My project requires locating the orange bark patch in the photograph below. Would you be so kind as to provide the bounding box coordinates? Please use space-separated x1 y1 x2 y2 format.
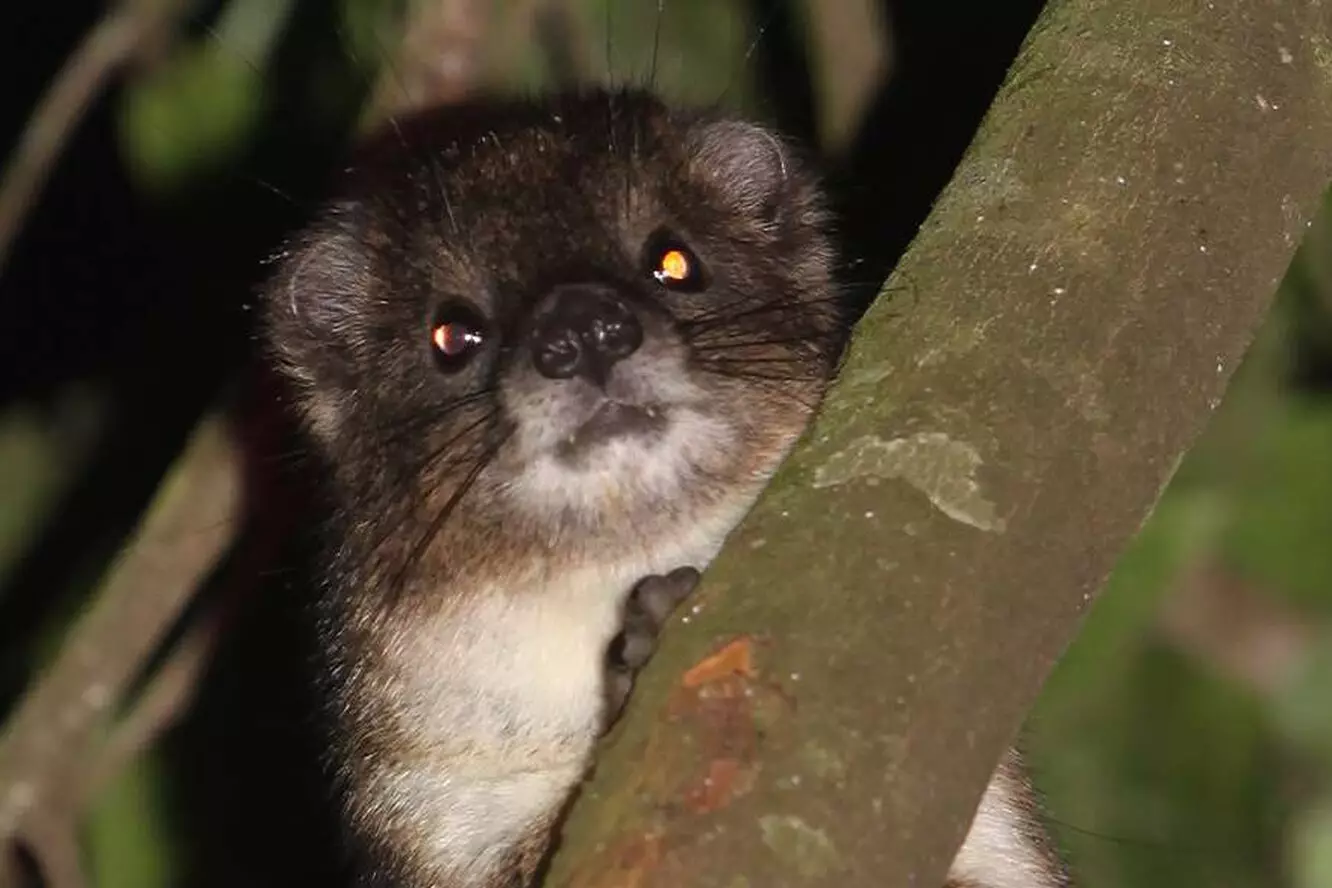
682 755 758 814
560 636 801 887
681 636 755 687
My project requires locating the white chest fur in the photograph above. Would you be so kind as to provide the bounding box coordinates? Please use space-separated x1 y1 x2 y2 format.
380 493 756 882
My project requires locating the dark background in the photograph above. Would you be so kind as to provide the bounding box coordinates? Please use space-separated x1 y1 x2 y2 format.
2 2 1330 886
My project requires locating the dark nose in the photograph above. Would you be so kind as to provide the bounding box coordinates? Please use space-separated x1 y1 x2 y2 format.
529 285 643 383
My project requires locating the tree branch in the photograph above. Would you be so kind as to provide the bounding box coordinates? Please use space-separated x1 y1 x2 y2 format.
2 4 495 884
548 1 1332 885
0 1 184 277
363 0 493 125
1158 559 1315 696
84 600 227 801
0 417 242 888
800 0 890 155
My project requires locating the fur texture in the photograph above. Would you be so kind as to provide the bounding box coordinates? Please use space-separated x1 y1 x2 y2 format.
261 88 1067 888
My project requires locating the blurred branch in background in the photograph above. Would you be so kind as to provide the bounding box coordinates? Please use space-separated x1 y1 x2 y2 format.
0 418 241 888
1159 560 1315 698
357 0 490 124
116 0 296 195
797 0 888 155
0 0 191 276
0 1 501 885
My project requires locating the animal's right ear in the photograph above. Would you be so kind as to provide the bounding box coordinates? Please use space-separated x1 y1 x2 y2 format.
685 119 795 223
261 217 367 390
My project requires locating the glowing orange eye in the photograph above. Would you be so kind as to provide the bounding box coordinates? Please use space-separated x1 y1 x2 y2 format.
432 323 479 355
644 230 706 292
656 249 691 283
430 302 488 373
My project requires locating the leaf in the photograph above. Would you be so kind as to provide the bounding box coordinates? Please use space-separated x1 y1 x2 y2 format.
118 42 264 193
85 753 178 888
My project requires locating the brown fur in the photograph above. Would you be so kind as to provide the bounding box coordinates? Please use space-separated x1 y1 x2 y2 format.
263 89 843 886
261 88 1068 888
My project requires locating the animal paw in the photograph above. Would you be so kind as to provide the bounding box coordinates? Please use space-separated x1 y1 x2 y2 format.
602 566 701 728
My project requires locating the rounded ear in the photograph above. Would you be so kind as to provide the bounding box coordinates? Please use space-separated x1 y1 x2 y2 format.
685 119 794 221
261 217 368 389
259 220 374 446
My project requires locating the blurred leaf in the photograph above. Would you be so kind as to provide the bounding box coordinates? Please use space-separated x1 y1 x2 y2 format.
1272 631 1332 761
116 0 298 192
0 389 106 589
217 0 297 65
594 0 756 107
85 752 178 888
1291 802 1332 888
338 0 407 76
1031 487 1278 888
1027 270 1332 886
118 41 264 193
479 0 756 108
1220 397 1332 610
1038 488 1228 696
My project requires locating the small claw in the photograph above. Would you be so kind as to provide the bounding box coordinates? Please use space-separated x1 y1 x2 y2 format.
601 565 704 731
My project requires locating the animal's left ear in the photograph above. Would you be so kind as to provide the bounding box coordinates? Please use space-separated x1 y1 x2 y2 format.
685 119 796 223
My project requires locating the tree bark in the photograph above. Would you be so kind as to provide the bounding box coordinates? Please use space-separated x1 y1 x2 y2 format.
545 1 1332 886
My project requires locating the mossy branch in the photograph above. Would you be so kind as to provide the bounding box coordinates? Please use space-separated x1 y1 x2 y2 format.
547 1 1332 885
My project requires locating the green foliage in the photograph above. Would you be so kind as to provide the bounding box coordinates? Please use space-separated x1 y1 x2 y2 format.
337 0 408 76
1275 633 1332 761
1031 213 1332 887
1291 801 1332 888
85 755 177 888
1221 400 1332 612
118 41 265 193
118 0 298 193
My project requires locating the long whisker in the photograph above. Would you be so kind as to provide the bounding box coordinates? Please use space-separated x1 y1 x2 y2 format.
715 3 777 109
673 290 760 328
684 300 845 336
385 113 410 154
430 156 460 235
648 0 665 92
245 175 306 211
377 387 498 451
352 409 499 600
604 0 615 85
407 408 499 478
690 332 841 353
693 366 823 411
362 14 416 124
697 354 825 367
605 84 620 157
387 425 512 599
681 293 848 334
370 414 498 550
694 356 825 378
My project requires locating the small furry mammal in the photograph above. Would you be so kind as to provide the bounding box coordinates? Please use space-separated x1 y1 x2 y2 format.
261 88 1068 888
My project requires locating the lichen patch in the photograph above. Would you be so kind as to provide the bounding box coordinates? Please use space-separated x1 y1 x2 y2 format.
813 432 1006 532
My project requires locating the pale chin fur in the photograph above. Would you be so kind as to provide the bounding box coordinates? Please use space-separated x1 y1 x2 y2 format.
499 346 738 523
503 406 735 522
